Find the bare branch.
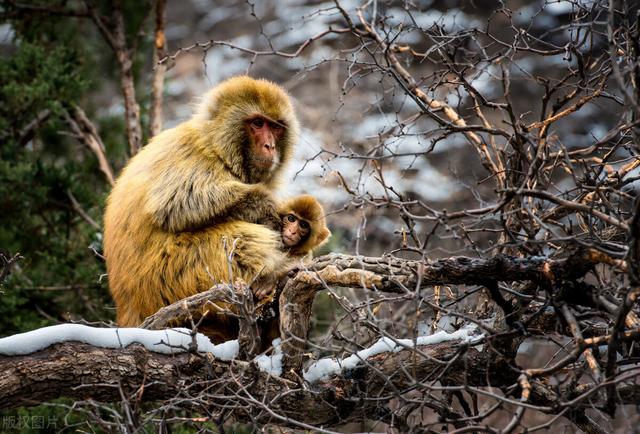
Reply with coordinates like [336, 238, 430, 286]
[84, 0, 143, 155]
[149, 0, 166, 138]
[63, 106, 115, 187]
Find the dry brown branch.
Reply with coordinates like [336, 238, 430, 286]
[336, 1, 505, 185]
[0, 246, 635, 432]
[307, 250, 604, 288]
[505, 188, 630, 231]
[140, 286, 238, 330]
[136, 250, 620, 379]
[17, 109, 50, 146]
[140, 282, 262, 358]
[0, 252, 22, 285]
[0, 268, 632, 432]
[527, 88, 605, 131]
[0, 336, 498, 421]
[157, 27, 351, 66]
[84, 0, 143, 155]
[62, 106, 115, 187]
[66, 190, 100, 230]
[149, 0, 166, 138]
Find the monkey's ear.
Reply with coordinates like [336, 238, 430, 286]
[193, 87, 221, 121]
[318, 228, 331, 243]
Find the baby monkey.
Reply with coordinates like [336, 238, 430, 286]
[279, 195, 331, 258]
[254, 194, 330, 348]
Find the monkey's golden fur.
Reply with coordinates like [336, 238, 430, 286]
[104, 76, 299, 330]
[279, 195, 331, 258]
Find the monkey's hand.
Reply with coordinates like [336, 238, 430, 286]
[251, 274, 277, 301]
[229, 186, 282, 232]
[256, 205, 282, 233]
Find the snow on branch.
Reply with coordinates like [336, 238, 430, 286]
[0, 324, 238, 359]
[0, 250, 621, 417]
[303, 324, 481, 382]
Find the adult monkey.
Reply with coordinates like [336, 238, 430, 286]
[104, 76, 299, 334]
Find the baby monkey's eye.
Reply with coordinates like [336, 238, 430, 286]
[251, 118, 264, 128]
[299, 220, 310, 230]
[286, 214, 296, 222]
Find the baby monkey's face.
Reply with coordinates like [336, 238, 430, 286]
[282, 213, 310, 247]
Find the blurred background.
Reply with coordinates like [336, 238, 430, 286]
[1, 0, 612, 332]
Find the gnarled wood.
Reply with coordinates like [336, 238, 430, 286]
[0, 251, 628, 431]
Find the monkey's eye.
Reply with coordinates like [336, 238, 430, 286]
[286, 214, 296, 222]
[299, 220, 310, 230]
[251, 118, 264, 128]
[271, 121, 284, 131]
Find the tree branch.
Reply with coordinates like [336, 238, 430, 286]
[149, 0, 167, 138]
[63, 106, 115, 187]
[0, 251, 635, 430]
[84, 0, 143, 155]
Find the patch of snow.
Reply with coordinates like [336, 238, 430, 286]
[303, 324, 482, 383]
[416, 321, 430, 335]
[468, 66, 499, 97]
[0, 23, 14, 42]
[211, 338, 241, 360]
[281, 122, 458, 204]
[516, 4, 542, 22]
[0, 322, 481, 383]
[545, 0, 575, 15]
[204, 49, 251, 84]
[347, 113, 394, 140]
[198, 6, 238, 30]
[254, 338, 284, 376]
[0, 324, 239, 359]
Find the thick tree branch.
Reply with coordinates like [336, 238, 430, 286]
[1, 330, 637, 430]
[0, 251, 635, 430]
[0, 333, 508, 425]
[307, 248, 603, 290]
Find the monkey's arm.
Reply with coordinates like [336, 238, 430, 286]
[145, 173, 279, 233]
[225, 187, 282, 231]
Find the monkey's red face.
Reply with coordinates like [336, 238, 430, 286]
[247, 116, 285, 171]
[282, 213, 310, 247]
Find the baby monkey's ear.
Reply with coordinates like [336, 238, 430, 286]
[318, 228, 331, 243]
